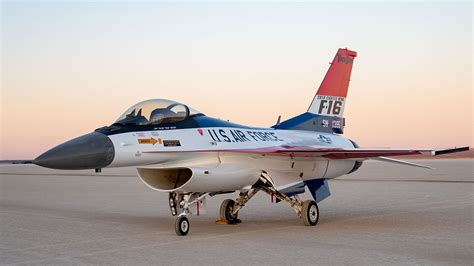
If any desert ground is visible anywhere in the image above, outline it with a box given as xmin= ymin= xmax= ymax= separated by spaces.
xmin=1 ymin=159 xmax=472 ymax=265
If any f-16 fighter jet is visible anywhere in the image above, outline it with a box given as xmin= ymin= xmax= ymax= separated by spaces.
xmin=13 ymin=48 xmax=468 ymax=235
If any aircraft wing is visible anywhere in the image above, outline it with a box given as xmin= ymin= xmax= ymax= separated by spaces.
xmin=227 ymin=146 xmax=469 ymax=169
xmin=143 ymin=146 xmax=469 ymax=160
xmin=143 ymin=146 xmax=468 ymax=169
xmin=201 ymin=146 xmax=469 ymax=160
xmin=271 ymin=147 xmax=424 ymax=158
xmin=268 ymin=146 xmax=470 ymax=159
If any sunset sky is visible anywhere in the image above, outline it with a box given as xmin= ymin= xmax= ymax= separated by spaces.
xmin=1 ymin=2 xmax=472 ymax=159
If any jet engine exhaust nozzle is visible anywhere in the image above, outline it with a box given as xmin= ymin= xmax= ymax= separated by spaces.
xmin=33 ymin=132 xmax=115 ymax=170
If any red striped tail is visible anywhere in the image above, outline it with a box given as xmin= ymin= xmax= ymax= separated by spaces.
xmin=308 ymin=48 xmax=357 ymax=117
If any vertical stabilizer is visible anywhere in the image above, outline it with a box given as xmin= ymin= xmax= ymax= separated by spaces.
xmin=308 ymin=48 xmax=357 ymax=117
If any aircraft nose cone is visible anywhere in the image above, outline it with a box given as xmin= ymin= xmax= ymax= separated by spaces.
xmin=33 ymin=132 xmax=115 ymax=170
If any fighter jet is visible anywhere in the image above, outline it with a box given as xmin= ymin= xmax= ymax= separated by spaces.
xmin=8 ymin=48 xmax=469 ymax=235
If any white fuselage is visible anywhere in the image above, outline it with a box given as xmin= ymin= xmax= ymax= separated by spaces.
xmin=107 ymin=127 xmax=357 ymax=193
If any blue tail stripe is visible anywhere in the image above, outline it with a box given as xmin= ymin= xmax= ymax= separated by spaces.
xmin=272 ymin=112 xmax=344 ymax=134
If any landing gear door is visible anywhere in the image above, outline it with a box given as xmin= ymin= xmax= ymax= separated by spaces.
xmin=169 ymin=193 xmax=182 ymax=216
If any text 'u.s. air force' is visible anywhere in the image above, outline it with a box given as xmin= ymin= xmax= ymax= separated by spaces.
xmin=207 ymin=129 xmax=284 ymax=143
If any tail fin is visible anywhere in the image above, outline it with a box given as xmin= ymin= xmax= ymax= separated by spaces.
xmin=307 ymin=48 xmax=357 ymax=117
xmin=272 ymin=48 xmax=356 ymax=133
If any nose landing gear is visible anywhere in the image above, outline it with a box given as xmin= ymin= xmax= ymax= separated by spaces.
xmin=169 ymin=192 xmax=208 ymax=236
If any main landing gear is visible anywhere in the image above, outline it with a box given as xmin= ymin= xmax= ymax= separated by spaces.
xmin=219 ymin=199 xmax=241 ymax=224
xmin=301 ymin=199 xmax=319 ymax=226
xmin=218 ymin=176 xmax=319 ymax=227
xmin=169 ymin=174 xmax=319 ymax=236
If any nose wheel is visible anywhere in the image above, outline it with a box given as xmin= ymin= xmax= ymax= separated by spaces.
xmin=175 ymin=215 xmax=190 ymax=236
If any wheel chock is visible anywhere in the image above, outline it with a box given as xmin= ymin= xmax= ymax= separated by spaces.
xmin=215 ymin=219 xmax=242 ymax=225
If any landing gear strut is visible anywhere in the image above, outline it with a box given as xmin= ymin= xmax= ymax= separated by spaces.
xmin=219 ymin=174 xmax=320 ymax=227
xmin=170 ymin=173 xmax=320 ymax=236
xmin=169 ymin=192 xmax=207 ymax=236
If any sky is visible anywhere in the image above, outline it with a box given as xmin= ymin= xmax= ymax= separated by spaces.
xmin=1 ymin=1 xmax=472 ymax=159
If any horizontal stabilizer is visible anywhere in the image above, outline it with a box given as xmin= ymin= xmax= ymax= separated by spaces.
xmin=374 ymin=157 xmax=434 ymax=169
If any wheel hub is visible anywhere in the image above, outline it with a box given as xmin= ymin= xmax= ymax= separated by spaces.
xmin=181 ymin=220 xmax=189 ymax=232
xmin=309 ymin=205 xmax=318 ymax=222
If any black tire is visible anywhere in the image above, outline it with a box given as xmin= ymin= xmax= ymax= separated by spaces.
xmin=219 ymin=199 xmax=238 ymax=221
xmin=301 ymin=200 xmax=319 ymax=226
xmin=175 ymin=216 xmax=190 ymax=236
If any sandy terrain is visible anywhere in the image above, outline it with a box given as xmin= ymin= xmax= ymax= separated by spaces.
xmin=1 ymin=159 xmax=472 ymax=265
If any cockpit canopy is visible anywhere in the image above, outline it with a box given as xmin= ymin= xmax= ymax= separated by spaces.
xmin=114 ymin=99 xmax=202 ymax=126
